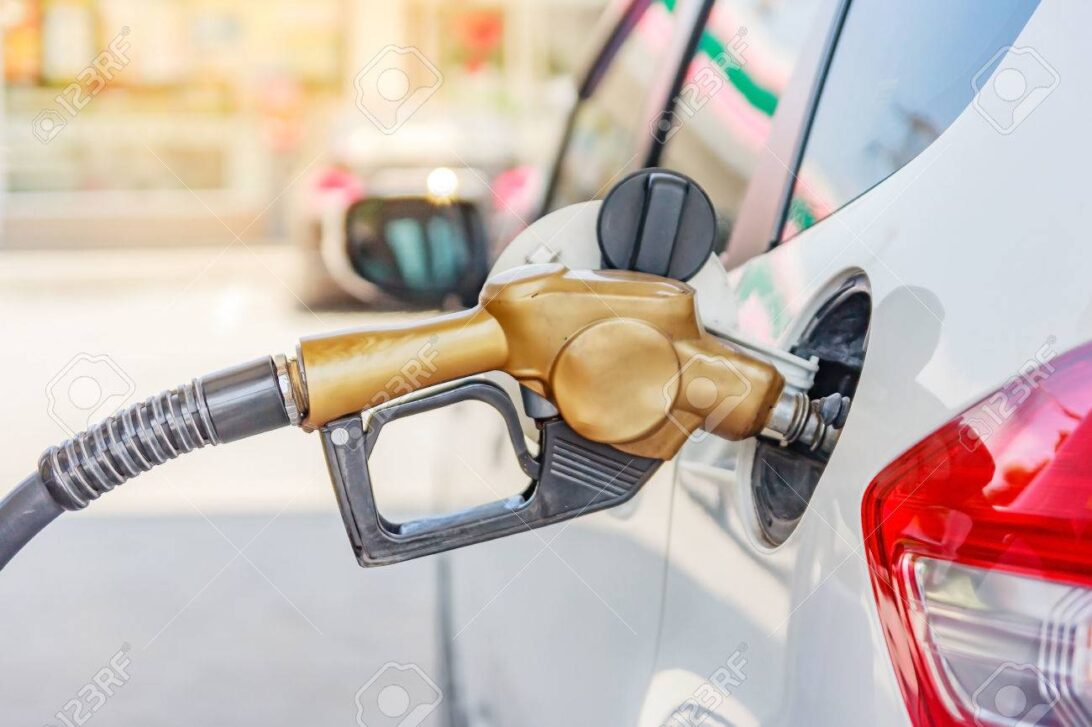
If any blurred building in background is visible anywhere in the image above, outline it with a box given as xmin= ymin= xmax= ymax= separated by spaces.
xmin=0 ymin=0 xmax=605 ymax=247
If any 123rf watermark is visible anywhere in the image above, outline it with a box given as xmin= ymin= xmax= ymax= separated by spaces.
xmin=46 ymin=353 xmax=136 ymax=438
xmin=355 ymin=661 xmax=442 ymax=727
xmin=662 ymin=644 xmax=748 ymax=727
xmin=32 ymin=27 xmax=132 ymax=144
xmin=972 ymin=46 xmax=1059 ymax=135
xmin=958 ymin=337 xmax=1056 ymax=452
xmin=45 ymin=644 xmax=132 ymax=727
xmin=329 ymin=337 xmax=440 ymax=452
xmin=354 ymin=45 xmax=443 ymax=135
xmin=651 ymin=27 xmax=750 ymax=142
xmin=971 ymin=662 xmax=1058 ymax=726
xmin=663 ymin=352 xmax=753 ymax=443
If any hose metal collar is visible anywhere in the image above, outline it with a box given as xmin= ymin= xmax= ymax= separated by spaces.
xmin=273 ymin=353 xmax=303 ymax=427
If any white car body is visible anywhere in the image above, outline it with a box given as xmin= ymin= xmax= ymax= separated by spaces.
xmin=440 ymin=1 xmax=1091 ymax=725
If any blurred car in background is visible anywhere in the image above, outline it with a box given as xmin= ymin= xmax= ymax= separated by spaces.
xmin=292 ymin=111 xmax=543 ymax=308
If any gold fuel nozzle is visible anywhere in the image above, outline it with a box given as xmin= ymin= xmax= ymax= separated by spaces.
xmin=287 ymin=264 xmax=786 ymax=461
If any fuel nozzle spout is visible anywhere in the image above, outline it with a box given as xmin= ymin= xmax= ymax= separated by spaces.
xmin=763 ymin=389 xmax=850 ymax=456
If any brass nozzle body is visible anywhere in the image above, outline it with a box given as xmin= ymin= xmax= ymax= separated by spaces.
xmin=291 ymin=265 xmax=784 ymax=460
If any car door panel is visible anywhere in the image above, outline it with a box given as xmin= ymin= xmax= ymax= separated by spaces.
xmin=640 ymin=5 xmax=1090 ymax=725
xmin=447 ymin=469 xmax=675 ymax=726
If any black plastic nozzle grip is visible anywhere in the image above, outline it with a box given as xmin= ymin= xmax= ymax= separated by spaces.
xmin=319 ymin=379 xmax=661 ymax=567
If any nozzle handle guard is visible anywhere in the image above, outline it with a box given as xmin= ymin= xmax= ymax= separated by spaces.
xmin=320 ymin=379 xmax=660 ymax=566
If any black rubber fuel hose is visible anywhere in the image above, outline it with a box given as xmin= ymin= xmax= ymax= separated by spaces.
xmin=0 ymin=356 xmax=294 ymax=570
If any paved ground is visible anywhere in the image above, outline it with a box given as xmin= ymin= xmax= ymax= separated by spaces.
xmin=0 ymin=514 xmax=443 ymax=726
xmin=0 ymin=246 xmax=520 ymax=725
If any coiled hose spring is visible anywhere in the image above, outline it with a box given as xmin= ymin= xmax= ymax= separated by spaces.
xmin=38 ymin=383 xmax=219 ymax=510
xmin=36 ymin=356 xmax=297 ymax=511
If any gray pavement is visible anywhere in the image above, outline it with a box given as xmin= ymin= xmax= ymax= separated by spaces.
xmin=0 ymin=512 xmax=443 ymax=726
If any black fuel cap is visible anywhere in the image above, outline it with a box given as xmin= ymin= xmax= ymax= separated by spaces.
xmin=597 ymin=168 xmax=716 ymax=282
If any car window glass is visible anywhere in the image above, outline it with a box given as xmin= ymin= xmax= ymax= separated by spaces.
xmin=546 ymin=0 xmax=678 ymax=212
xmin=658 ymin=0 xmax=823 ymax=253
xmin=782 ymin=0 xmax=1041 ymax=240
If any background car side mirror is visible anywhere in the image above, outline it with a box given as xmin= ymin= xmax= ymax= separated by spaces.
xmin=345 ymin=196 xmax=489 ymax=307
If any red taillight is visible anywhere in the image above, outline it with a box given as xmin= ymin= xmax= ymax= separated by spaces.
xmin=863 ymin=341 xmax=1092 ymax=727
